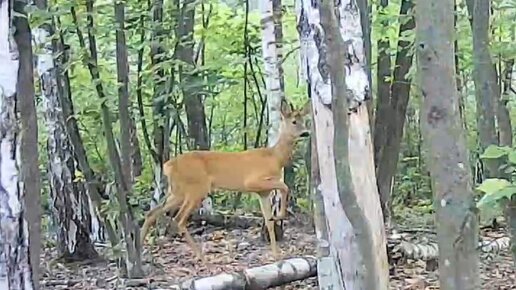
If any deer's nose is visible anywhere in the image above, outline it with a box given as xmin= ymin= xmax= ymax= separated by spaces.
xmin=300 ymin=131 xmax=309 ymax=138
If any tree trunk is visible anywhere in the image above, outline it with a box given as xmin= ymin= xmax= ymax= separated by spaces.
xmin=356 ymin=0 xmax=373 ymax=129
xmin=78 ymin=0 xmax=143 ymax=277
xmin=373 ymin=0 xmax=391 ymax=167
xmin=111 ymin=1 xmax=143 ymax=278
xmin=150 ymin=0 xmax=170 ymax=208
xmin=175 ymin=0 xmax=213 ymax=219
xmin=177 ymin=0 xmax=209 ymax=151
xmin=0 ymin=0 xmax=37 ymax=287
xmin=34 ymin=0 xmax=98 ymax=263
xmin=467 ymin=0 xmax=498 ymax=177
xmin=415 ymin=0 xmax=480 ymax=288
xmin=260 ymin=0 xmax=287 ymax=242
xmin=298 ymin=0 xmax=389 ymax=288
xmin=14 ymin=0 xmax=41 ymax=287
xmin=500 ymin=59 xmax=516 ymax=264
xmin=375 ymin=0 xmax=415 ymax=222
xmin=52 ymin=21 xmax=109 ymax=244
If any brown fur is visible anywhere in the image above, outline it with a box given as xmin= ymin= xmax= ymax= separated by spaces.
xmin=140 ymin=100 xmax=311 ymax=263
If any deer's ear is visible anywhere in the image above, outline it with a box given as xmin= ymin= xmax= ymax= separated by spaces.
xmin=300 ymin=100 xmax=312 ymax=117
xmin=280 ymin=99 xmax=292 ymax=118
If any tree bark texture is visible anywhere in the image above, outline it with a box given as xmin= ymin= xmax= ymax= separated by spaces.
xmin=373 ymin=0 xmax=391 ymax=168
xmin=176 ymin=0 xmax=209 ymax=151
xmin=375 ymin=0 xmax=415 ymax=221
xmin=320 ymin=0 xmax=389 ymax=289
xmin=415 ymin=0 xmax=480 ymax=288
xmin=150 ymin=0 xmax=170 ymax=208
xmin=467 ymin=0 xmax=498 ymax=177
xmin=0 ymin=0 xmax=37 ymax=287
xmin=299 ymin=1 xmax=389 ymax=289
xmin=13 ymin=0 xmax=41 ymax=287
xmin=500 ymin=59 xmax=516 ymax=264
xmin=52 ymin=25 xmax=107 ymax=244
xmin=82 ymin=0 xmax=143 ymax=277
xmin=260 ymin=0 xmax=286 ymax=242
xmin=172 ymin=257 xmax=316 ymax=290
xmin=174 ymin=0 xmax=213 ymax=218
xmin=34 ymin=21 xmax=98 ymax=262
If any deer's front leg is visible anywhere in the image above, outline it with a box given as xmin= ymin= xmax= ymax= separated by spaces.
xmin=245 ymin=177 xmax=289 ymax=219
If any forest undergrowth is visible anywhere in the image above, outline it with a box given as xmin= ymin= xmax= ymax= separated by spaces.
xmin=39 ymin=207 xmax=515 ymax=290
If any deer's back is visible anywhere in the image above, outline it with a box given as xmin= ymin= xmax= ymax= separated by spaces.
xmin=164 ymin=149 xmax=282 ymax=192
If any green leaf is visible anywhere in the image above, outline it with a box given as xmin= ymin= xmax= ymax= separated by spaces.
xmin=476 ymin=178 xmax=511 ymax=194
xmin=477 ymin=186 xmax=516 ymax=208
xmin=480 ymin=145 xmax=510 ymax=159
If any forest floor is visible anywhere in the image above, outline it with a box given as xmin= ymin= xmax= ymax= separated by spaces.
xmin=39 ymin=209 xmax=515 ymax=290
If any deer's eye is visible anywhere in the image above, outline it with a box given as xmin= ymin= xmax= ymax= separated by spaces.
xmin=292 ymin=120 xmax=297 ymax=125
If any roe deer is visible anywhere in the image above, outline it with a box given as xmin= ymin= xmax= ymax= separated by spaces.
xmin=140 ymin=100 xmax=311 ymax=263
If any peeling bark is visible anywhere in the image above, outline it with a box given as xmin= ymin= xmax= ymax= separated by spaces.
xmin=298 ymin=0 xmax=388 ymax=288
xmin=415 ymin=0 xmax=480 ymax=287
xmin=52 ymin=25 xmax=107 ymax=244
xmin=34 ymin=0 xmax=97 ymax=262
xmin=260 ymin=0 xmax=286 ymax=242
xmin=0 ymin=0 xmax=36 ymax=287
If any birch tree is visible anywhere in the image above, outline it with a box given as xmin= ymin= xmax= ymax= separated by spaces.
xmin=0 ymin=0 xmax=38 ymax=287
xmin=298 ymin=0 xmax=388 ymax=288
xmin=33 ymin=0 xmax=98 ymax=261
xmin=415 ymin=0 xmax=480 ymax=287
xmin=260 ymin=0 xmax=287 ymax=242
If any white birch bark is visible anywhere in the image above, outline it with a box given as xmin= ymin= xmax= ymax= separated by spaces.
xmin=174 ymin=257 xmax=316 ymax=290
xmin=260 ymin=0 xmax=286 ymax=230
xmin=33 ymin=24 xmax=98 ymax=260
xmin=298 ymin=0 xmax=389 ymax=288
xmin=297 ymin=1 xmax=362 ymax=288
xmin=0 ymin=1 xmax=35 ymax=287
xmin=260 ymin=0 xmax=284 ymax=147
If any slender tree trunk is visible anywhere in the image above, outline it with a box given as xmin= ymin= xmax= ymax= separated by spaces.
xmin=373 ymin=0 xmax=391 ymax=168
xmin=175 ymin=0 xmax=213 ymax=218
xmin=0 ymin=0 xmax=38 ymax=287
xmin=375 ymin=0 xmax=415 ymax=221
xmin=109 ymin=1 xmax=143 ymax=278
xmin=259 ymin=0 xmax=287 ymax=242
xmin=177 ymin=0 xmax=209 ymax=151
xmin=34 ymin=0 xmax=98 ymax=262
xmin=149 ymin=0 xmax=170 ymax=208
xmin=75 ymin=0 xmax=143 ymax=277
xmin=500 ymin=59 xmax=516 ymax=264
xmin=466 ymin=0 xmax=498 ymax=177
xmin=415 ymin=0 xmax=480 ymax=287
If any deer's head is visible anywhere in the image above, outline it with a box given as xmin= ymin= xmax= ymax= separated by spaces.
xmin=280 ymin=100 xmax=311 ymax=140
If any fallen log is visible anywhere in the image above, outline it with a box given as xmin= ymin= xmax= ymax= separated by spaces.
xmin=390 ymin=236 xmax=511 ymax=261
xmin=190 ymin=212 xmax=262 ymax=229
xmin=169 ymin=257 xmax=317 ymax=290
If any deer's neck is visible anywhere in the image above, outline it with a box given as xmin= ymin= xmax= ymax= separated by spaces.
xmin=271 ymin=134 xmax=296 ymax=167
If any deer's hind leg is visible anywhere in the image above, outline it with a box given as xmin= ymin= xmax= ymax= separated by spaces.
xmin=172 ymin=183 xmax=211 ymax=264
xmin=140 ymin=194 xmax=183 ymax=246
